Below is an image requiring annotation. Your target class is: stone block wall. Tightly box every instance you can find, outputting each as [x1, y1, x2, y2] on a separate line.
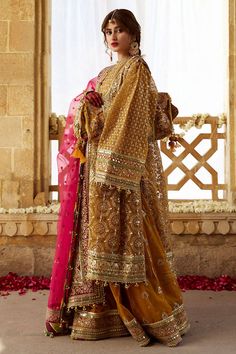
[0, 0, 35, 208]
[0, 213, 236, 278]
[0, 213, 57, 276]
[0, 0, 50, 209]
[170, 213, 236, 277]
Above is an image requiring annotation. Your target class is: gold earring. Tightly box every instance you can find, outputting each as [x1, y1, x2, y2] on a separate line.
[129, 41, 139, 56]
[105, 45, 113, 62]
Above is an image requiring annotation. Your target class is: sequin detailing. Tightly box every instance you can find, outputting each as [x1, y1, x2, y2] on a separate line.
[71, 309, 129, 340]
[124, 318, 150, 347]
[94, 56, 155, 191]
[87, 183, 146, 283]
[153, 92, 175, 140]
[67, 145, 105, 308]
[64, 56, 190, 346]
[95, 149, 145, 191]
[143, 305, 190, 347]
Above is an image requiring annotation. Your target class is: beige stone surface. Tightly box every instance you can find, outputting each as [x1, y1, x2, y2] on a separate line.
[172, 233, 236, 277]
[198, 246, 236, 277]
[0, 116, 22, 148]
[186, 221, 199, 234]
[0, 85, 7, 115]
[0, 212, 235, 277]
[0, 148, 12, 179]
[8, 86, 33, 115]
[34, 221, 48, 236]
[173, 247, 201, 275]
[33, 192, 47, 206]
[0, 53, 33, 84]
[48, 221, 57, 235]
[0, 245, 34, 275]
[0, 21, 8, 51]
[0, 0, 50, 208]
[4, 221, 18, 236]
[201, 221, 215, 235]
[14, 148, 34, 178]
[1, 180, 20, 208]
[217, 220, 231, 234]
[33, 247, 55, 276]
[0, 0, 34, 21]
[19, 220, 33, 236]
[22, 116, 33, 149]
[1, 291, 236, 354]
[171, 221, 185, 234]
[9, 21, 34, 52]
[19, 178, 34, 207]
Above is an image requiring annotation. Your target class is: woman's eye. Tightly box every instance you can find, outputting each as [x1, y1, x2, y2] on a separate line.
[105, 30, 112, 35]
[117, 28, 123, 33]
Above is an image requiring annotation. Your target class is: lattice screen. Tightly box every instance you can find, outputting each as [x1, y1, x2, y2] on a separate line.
[49, 115, 226, 201]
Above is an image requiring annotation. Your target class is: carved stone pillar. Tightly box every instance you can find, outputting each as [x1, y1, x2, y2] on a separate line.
[227, 0, 236, 205]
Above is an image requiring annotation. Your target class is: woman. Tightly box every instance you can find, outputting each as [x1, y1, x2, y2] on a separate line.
[45, 9, 190, 347]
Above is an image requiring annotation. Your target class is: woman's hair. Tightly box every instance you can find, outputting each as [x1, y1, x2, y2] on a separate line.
[101, 9, 141, 54]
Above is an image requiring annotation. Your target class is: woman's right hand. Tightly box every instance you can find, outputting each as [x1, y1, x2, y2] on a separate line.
[84, 91, 103, 108]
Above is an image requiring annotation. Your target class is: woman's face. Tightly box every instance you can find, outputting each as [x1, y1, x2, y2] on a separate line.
[104, 20, 133, 56]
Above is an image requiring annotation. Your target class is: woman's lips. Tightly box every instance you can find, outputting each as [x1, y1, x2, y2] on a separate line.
[111, 42, 118, 47]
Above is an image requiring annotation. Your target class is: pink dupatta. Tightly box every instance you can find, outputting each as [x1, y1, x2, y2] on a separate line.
[46, 78, 97, 328]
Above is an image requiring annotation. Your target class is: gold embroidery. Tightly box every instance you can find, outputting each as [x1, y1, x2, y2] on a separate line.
[71, 309, 129, 340]
[95, 56, 154, 190]
[154, 92, 174, 140]
[172, 304, 190, 335]
[66, 56, 190, 346]
[95, 149, 145, 191]
[124, 318, 150, 347]
[142, 141, 173, 254]
[87, 183, 146, 283]
[45, 308, 61, 323]
[87, 251, 146, 283]
[67, 150, 105, 307]
[143, 305, 190, 347]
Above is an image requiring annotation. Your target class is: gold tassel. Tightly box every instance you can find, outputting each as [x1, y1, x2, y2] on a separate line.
[168, 133, 181, 152]
[71, 148, 87, 163]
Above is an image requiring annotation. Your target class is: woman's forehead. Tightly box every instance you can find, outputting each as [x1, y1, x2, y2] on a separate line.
[105, 19, 122, 29]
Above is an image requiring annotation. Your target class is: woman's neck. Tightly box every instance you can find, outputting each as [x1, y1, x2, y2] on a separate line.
[117, 53, 131, 62]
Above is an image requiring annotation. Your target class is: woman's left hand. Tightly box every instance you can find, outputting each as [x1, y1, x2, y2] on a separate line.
[85, 91, 103, 108]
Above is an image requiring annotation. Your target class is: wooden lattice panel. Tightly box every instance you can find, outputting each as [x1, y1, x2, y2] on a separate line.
[49, 115, 226, 201]
[160, 116, 226, 200]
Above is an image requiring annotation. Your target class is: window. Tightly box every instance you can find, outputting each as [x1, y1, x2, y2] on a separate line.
[50, 0, 228, 201]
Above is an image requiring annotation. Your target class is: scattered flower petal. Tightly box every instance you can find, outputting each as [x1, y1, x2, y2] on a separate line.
[0, 273, 235, 296]
[177, 274, 236, 292]
[0, 272, 50, 296]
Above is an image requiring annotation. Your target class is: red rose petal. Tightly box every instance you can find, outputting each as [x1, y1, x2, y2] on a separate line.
[0, 273, 236, 296]
[0, 273, 50, 296]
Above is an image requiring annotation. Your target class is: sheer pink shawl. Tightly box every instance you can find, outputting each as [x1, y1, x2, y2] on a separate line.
[47, 78, 97, 313]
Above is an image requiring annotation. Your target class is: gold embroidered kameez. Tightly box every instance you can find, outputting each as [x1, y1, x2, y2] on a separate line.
[67, 55, 190, 346]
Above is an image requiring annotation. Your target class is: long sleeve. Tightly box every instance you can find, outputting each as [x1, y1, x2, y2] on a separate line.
[94, 58, 158, 191]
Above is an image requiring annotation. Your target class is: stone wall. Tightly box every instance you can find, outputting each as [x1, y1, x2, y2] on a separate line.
[0, 0, 50, 209]
[0, 213, 236, 278]
[170, 213, 236, 277]
[0, 213, 57, 277]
